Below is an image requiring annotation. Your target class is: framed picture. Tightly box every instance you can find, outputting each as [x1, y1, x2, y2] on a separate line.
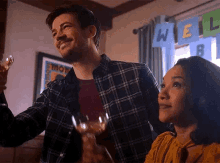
[33, 52, 72, 103]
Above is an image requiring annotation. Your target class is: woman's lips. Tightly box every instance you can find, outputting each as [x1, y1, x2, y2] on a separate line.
[159, 105, 172, 109]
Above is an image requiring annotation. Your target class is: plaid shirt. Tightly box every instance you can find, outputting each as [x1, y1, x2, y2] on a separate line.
[0, 54, 168, 163]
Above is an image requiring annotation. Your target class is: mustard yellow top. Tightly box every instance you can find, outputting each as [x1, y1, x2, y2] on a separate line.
[145, 131, 220, 163]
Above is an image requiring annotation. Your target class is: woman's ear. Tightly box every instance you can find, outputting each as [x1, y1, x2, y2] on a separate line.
[86, 25, 97, 39]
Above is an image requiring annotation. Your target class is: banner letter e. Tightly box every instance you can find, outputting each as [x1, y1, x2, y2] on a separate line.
[183, 24, 192, 38]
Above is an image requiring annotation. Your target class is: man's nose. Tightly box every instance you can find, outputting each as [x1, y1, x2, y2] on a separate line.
[56, 30, 66, 41]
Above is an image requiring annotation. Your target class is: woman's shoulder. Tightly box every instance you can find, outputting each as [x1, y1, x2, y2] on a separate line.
[156, 131, 175, 140]
[203, 142, 220, 162]
[144, 131, 175, 163]
[152, 131, 175, 147]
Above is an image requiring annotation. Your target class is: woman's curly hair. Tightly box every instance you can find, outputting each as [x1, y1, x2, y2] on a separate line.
[174, 56, 220, 144]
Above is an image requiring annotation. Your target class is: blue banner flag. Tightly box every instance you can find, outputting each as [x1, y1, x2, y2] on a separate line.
[177, 17, 200, 45]
[216, 33, 220, 59]
[153, 23, 174, 47]
[164, 43, 175, 73]
[190, 37, 212, 61]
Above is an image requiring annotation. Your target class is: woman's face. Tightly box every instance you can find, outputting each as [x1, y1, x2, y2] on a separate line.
[158, 65, 193, 125]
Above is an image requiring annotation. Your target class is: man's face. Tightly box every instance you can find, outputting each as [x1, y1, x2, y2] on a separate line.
[52, 13, 88, 62]
[158, 65, 190, 125]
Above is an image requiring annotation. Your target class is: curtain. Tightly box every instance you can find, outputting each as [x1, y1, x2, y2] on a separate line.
[135, 15, 176, 88]
[134, 16, 164, 140]
[136, 16, 163, 87]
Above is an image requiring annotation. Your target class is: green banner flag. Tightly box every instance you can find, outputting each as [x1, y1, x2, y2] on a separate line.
[203, 9, 220, 37]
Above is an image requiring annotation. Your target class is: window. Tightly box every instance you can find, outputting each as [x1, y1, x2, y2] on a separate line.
[162, 37, 220, 76]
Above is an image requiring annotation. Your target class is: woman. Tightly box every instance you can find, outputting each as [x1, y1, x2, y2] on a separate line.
[145, 56, 220, 162]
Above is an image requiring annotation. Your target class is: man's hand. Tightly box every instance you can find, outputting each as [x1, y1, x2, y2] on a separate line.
[81, 134, 114, 163]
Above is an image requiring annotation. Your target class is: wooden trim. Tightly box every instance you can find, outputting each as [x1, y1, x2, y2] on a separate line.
[17, 0, 55, 11]
[17, 0, 154, 30]
[17, 0, 114, 30]
[112, 0, 155, 17]
[0, 135, 44, 163]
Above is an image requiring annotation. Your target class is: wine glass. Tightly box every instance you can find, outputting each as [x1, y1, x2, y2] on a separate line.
[72, 112, 108, 135]
[72, 112, 114, 163]
[0, 55, 14, 72]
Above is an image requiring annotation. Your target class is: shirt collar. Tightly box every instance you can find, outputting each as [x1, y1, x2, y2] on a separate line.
[65, 54, 111, 84]
[93, 54, 111, 77]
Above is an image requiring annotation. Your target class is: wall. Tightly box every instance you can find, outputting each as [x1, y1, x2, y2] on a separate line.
[105, 0, 215, 63]
[4, 0, 60, 120]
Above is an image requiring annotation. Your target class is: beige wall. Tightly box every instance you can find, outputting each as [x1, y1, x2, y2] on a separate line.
[105, 0, 215, 63]
[4, 0, 60, 117]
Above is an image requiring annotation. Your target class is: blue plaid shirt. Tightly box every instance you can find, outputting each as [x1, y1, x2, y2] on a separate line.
[0, 54, 168, 162]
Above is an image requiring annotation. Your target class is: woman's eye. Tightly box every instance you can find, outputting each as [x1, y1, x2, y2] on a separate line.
[160, 83, 165, 89]
[173, 82, 181, 88]
[52, 33, 57, 37]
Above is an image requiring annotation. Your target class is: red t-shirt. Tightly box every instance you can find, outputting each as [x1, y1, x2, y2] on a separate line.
[78, 79, 104, 121]
[78, 79, 117, 161]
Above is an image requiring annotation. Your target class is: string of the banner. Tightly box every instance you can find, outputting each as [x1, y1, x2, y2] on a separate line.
[165, 0, 215, 22]
[133, 0, 215, 34]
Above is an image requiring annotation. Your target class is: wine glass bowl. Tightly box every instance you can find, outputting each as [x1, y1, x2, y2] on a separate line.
[72, 112, 109, 135]
[72, 112, 114, 162]
[0, 55, 14, 72]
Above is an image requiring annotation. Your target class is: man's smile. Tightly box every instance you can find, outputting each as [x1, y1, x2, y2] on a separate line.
[58, 40, 73, 50]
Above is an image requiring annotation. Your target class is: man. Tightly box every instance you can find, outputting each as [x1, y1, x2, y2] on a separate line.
[0, 5, 169, 163]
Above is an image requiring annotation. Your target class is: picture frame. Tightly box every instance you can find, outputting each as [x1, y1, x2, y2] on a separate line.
[33, 52, 72, 103]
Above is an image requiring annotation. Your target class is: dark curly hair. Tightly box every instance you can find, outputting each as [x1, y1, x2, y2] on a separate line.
[174, 56, 220, 145]
[46, 4, 101, 49]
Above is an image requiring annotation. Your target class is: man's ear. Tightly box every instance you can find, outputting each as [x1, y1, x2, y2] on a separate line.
[86, 25, 97, 39]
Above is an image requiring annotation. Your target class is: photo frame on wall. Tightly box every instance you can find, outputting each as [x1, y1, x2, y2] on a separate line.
[33, 52, 72, 103]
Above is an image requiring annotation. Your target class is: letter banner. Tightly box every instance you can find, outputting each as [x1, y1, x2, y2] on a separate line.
[189, 37, 212, 61]
[153, 23, 174, 47]
[203, 9, 220, 37]
[164, 43, 175, 73]
[177, 17, 199, 45]
[216, 33, 220, 59]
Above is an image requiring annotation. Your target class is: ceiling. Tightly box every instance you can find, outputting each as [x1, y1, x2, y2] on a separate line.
[17, 0, 155, 30]
[91, 0, 130, 8]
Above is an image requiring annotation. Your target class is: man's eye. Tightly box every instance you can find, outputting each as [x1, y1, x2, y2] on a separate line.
[173, 82, 181, 87]
[63, 25, 71, 29]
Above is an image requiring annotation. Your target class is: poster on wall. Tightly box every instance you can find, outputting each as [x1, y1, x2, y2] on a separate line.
[33, 52, 72, 103]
